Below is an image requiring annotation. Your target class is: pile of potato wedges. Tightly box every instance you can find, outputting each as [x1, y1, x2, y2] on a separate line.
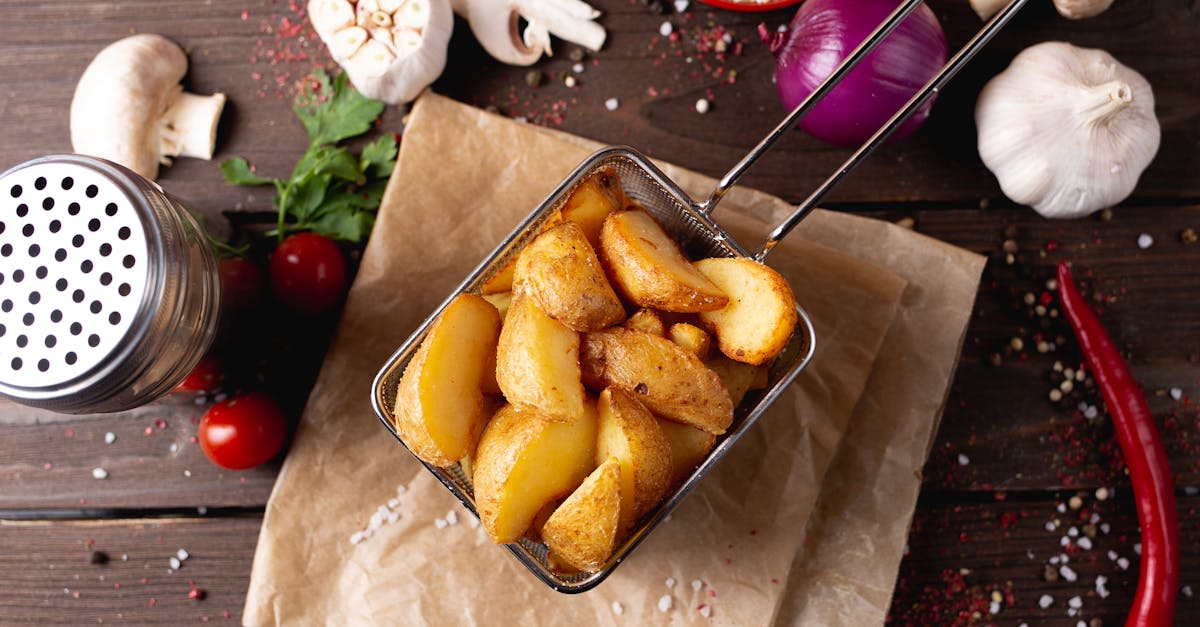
[393, 169, 798, 572]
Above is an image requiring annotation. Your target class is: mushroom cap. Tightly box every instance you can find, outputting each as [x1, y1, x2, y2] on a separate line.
[69, 34, 188, 180]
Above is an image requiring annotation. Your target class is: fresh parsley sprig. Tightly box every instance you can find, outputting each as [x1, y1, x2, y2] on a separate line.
[220, 70, 397, 244]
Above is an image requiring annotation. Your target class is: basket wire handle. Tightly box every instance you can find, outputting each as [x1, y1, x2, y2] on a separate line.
[697, 0, 926, 218]
[752, 0, 1029, 261]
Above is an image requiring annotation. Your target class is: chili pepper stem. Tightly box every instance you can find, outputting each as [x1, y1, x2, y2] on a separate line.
[1056, 261, 1179, 627]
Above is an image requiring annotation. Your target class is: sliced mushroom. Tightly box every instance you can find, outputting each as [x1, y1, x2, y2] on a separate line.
[309, 0, 453, 105]
[453, 0, 606, 67]
[69, 34, 226, 181]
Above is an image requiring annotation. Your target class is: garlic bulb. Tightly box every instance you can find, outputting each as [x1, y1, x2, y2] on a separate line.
[975, 42, 1160, 219]
[309, 0, 453, 105]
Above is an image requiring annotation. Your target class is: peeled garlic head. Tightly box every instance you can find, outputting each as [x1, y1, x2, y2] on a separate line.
[975, 42, 1160, 219]
[308, 0, 452, 104]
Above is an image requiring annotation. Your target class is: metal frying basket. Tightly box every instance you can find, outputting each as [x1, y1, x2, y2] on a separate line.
[372, 0, 1029, 592]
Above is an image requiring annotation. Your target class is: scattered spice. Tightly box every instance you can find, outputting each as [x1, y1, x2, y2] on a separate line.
[89, 550, 109, 565]
[1180, 228, 1197, 245]
[1137, 233, 1154, 249]
[695, 97, 710, 114]
[657, 594, 673, 612]
[91, 468, 108, 480]
[189, 587, 207, 601]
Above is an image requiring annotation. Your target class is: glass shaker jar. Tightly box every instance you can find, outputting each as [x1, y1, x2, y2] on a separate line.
[0, 155, 220, 413]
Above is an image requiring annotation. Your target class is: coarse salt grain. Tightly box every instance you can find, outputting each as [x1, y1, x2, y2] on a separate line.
[446, 511, 458, 526]
[1077, 536, 1093, 550]
[1134, 542, 1142, 555]
[387, 498, 399, 509]
[665, 577, 676, 588]
[434, 518, 447, 529]
[169, 556, 181, 570]
[1045, 521, 1057, 532]
[1183, 585, 1193, 598]
[989, 600, 1000, 614]
[350, 531, 365, 545]
[1137, 233, 1153, 249]
[605, 98, 619, 111]
[1038, 594, 1054, 609]
[699, 604, 711, 618]
[957, 453, 970, 466]
[1068, 526, 1079, 537]
[658, 595, 673, 612]
[176, 549, 189, 561]
[1170, 387, 1183, 401]
[691, 579, 703, 592]
[468, 516, 480, 529]
[1060, 536, 1071, 547]
[572, 63, 584, 74]
[659, 22, 673, 36]
[1060, 565, 1078, 582]
[612, 601, 624, 615]
[92, 468, 108, 480]
[104, 432, 116, 444]
[1050, 556, 1060, 565]
[1057, 503, 1067, 513]
[1100, 523, 1111, 534]
[674, 0, 689, 11]
[1096, 575, 1110, 598]
[1117, 557, 1130, 570]
[1068, 596, 1082, 609]
[1108, 550, 1119, 561]
[695, 98, 710, 114]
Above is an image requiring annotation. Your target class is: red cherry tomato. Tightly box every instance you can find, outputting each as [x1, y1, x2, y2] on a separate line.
[269, 233, 347, 313]
[219, 257, 266, 312]
[198, 392, 288, 470]
[173, 356, 223, 393]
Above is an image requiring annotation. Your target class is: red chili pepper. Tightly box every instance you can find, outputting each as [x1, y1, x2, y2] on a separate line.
[1056, 262, 1179, 627]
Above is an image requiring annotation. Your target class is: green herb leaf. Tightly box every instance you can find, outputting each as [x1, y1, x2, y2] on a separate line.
[308, 209, 375, 243]
[285, 174, 333, 224]
[294, 70, 386, 147]
[219, 157, 274, 186]
[360, 134, 399, 179]
[294, 145, 365, 185]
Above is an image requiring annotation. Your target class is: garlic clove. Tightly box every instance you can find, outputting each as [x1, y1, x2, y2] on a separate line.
[348, 38, 398, 79]
[379, 0, 406, 12]
[1053, 0, 1113, 19]
[327, 26, 370, 61]
[393, 0, 431, 30]
[392, 29, 425, 56]
[310, 0, 356, 36]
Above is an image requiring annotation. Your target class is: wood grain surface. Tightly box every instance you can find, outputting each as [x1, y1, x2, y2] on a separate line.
[0, 0, 1197, 624]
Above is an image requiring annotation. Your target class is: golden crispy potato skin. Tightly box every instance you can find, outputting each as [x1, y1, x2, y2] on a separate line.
[394, 294, 502, 467]
[542, 457, 622, 572]
[622, 308, 666, 337]
[559, 168, 627, 250]
[705, 356, 767, 407]
[513, 222, 625, 332]
[695, 257, 799, 366]
[580, 327, 733, 434]
[668, 322, 713, 360]
[597, 387, 672, 533]
[598, 209, 729, 312]
[473, 403, 598, 544]
[657, 418, 717, 487]
[495, 294, 587, 421]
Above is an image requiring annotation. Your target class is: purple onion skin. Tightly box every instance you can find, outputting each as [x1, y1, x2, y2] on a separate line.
[768, 0, 948, 146]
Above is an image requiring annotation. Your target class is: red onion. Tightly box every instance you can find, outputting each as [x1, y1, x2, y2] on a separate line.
[762, 0, 948, 146]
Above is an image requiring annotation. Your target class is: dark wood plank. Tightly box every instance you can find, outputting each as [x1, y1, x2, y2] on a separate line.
[889, 496, 1200, 625]
[0, 516, 258, 625]
[0, 0, 1195, 216]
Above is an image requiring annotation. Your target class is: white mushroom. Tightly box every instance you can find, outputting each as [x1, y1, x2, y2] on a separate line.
[69, 34, 226, 181]
[309, 0, 453, 105]
[452, 0, 606, 66]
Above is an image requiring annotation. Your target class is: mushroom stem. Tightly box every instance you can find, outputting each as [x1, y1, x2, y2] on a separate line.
[159, 91, 228, 162]
[515, 0, 605, 52]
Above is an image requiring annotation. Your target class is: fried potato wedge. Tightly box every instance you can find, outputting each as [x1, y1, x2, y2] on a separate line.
[496, 294, 586, 421]
[394, 294, 502, 467]
[695, 257, 799, 366]
[481, 291, 513, 322]
[581, 327, 733, 434]
[542, 457, 622, 572]
[559, 168, 627, 250]
[597, 387, 672, 532]
[657, 418, 717, 487]
[622, 308, 666, 337]
[513, 222, 625, 331]
[668, 322, 713, 359]
[599, 209, 729, 312]
[473, 403, 598, 543]
[705, 356, 768, 407]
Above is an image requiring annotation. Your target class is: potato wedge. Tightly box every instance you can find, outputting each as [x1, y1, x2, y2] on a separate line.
[668, 322, 712, 359]
[622, 308, 666, 337]
[481, 258, 518, 295]
[542, 457, 622, 572]
[657, 418, 717, 487]
[597, 387, 672, 532]
[599, 209, 729, 312]
[481, 291, 513, 321]
[559, 168, 627, 250]
[496, 294, 586, 421]
[695, 257, 799, 365]
[394, 294, 502, 467]
[581, 327, 733, 434]
[705, 356, 767, 407]
[513, 222, 625, 331]
[473, 403, 598, 543]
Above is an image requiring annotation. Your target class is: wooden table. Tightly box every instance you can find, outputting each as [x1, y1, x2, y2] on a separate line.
[1, 0, 1196, 624]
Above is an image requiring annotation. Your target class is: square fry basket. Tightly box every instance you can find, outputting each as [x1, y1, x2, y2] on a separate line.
[370, 0, 1028, 593]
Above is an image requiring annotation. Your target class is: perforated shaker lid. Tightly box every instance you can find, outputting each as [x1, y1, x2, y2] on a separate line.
[0, 157, 152, 394]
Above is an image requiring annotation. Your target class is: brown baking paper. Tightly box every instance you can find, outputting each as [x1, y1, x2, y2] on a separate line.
[243, 93, 983, 626]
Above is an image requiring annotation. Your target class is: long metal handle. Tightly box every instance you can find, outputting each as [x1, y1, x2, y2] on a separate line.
[698, 0, 925, 217]
[755, 0, 1029, 261]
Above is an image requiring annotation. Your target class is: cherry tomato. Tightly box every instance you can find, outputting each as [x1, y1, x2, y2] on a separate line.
[219, 257, 266, 312]
[198, 392, 288, 470]
[173, 356, 223, 393]
[269, 233, 347, 313]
